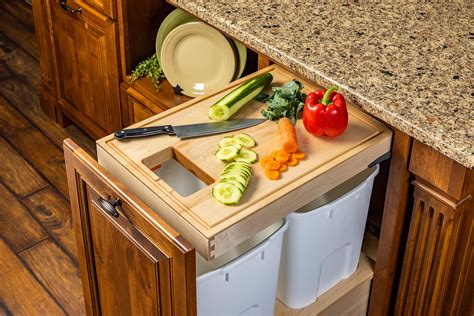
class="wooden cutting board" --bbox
[97,65,392,259]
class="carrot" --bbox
[292,151,305,160]
[274,150,290,163]
[278,117,298,153]
[265,169,280,180]
[271,150,281,158]
[287,155,299,166]
[260,156,274,167]
[265,160,281,171]
[278,163,288,172]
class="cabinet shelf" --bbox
[122,76,191,124]
[128,76,191,110]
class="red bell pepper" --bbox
[302,85,348,137]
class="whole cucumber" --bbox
[208,72,273,121]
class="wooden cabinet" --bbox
[34,0,190,138]
[78,0,117,19]
[51,1,121,138]
[64,139,196,315]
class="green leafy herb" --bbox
[130,54,165,89]
[260,80,306,124]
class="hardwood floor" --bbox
[0,1,93,314]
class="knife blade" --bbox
[114,119,266,140]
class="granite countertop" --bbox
[168,1,473,168]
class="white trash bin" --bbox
[197,219,288,316]
[277,165,379,309]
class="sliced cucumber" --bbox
[209,73,273,121]
[212,182,243,205]
[224,163,252,174]
[235,149,258,164]
[233,133,256,148]
[222,168,251,179]
[219,173,249,186]
[215,146,239,162]
[219,179,245,193]
[218,137,242,149]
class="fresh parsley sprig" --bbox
[130,54,165,89]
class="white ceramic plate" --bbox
[161,22,237,97]
[233,40,247,79]
[155,9,198,63]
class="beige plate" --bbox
[161,22,236,97]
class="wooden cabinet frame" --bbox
[64,139,196,315]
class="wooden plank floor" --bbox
[0,1,94,314]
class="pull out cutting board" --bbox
[97,65,392,260]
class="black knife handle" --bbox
[114,125,175,140]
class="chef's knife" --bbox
[114,119,266,140]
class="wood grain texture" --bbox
[395,142,474,315]
[128,77,191,112]
[410,139,469,200]
[98,64,392,259]
[22,187,78,260]
[82,0,117,19]
[0,94,31,136]
[10,127,69,198]
[0,0,35,31]
[275,254,373,316]
[0,137,48,197]
[0,184,48,253]
[31,0,57,118]
[0,62,11,81]
[88,190,164,315]
[51,2,121,138]
[0,78,67,148]
[368,130,413,315]
[0,8,38,60]
[257,52,272,70]
[64,138,197,315]
[0,239,65,315]
[19,239,86,315]
[64,125,97,158]
[0,31,40,88]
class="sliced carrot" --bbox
[271,150,281,158]
[274,150,290,163]
[260,156,274,167]
[278,117,298,153]
[286,155,299,166]
[265,160,281,171]
[278,163,288,172]
[292,151,305,160]
[265,169,280,180]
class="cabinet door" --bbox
[64,139,196,315]
[77,0,116,19]
[51,2,121,138]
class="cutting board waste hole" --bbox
[142,147,214,197]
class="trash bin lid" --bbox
[296,166,378,213]
[196,219,284,276]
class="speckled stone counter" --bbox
[168,0,473,168]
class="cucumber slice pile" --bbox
[215,146,240,162]
[213,162,252,205]
[215,134,257,163]
[212,134,259,205]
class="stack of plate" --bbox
[156,9,247,97]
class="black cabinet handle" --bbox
[59,0,82,14]
[97,197,120,218]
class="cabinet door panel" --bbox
[64,139,196,315]
[52,3,121,137]
[76,0,116,19]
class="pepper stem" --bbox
[321,85,339,105]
